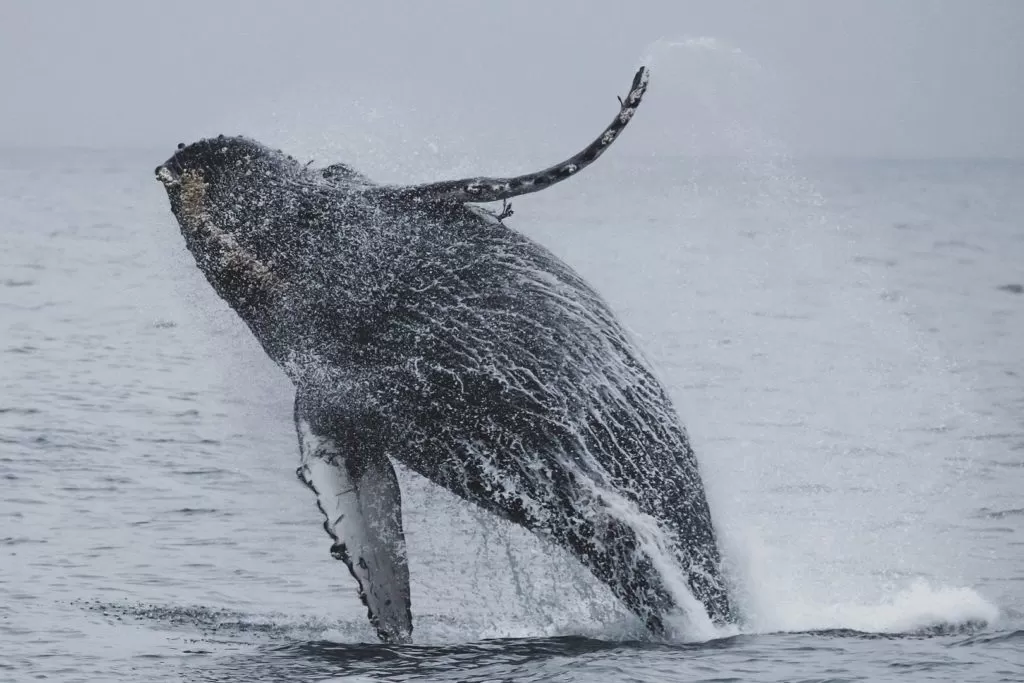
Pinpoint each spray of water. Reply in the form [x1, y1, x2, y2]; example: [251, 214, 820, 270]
[637, 36, 1001, 639]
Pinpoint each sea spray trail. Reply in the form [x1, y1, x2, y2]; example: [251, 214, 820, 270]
[631, 37, 1010, 642]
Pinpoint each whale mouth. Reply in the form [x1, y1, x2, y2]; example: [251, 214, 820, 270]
[155, 157, 183, 187]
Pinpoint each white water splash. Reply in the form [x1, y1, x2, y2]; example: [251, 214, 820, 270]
[631, 36, 1008, 642]
[748, 578, 999, 635]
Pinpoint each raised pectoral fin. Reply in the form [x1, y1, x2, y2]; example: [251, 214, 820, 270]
[295, 409, 412, 643]
[368, 66, 650, 206]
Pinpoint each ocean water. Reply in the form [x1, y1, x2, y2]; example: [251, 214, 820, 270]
[1, 148, 1022, 682]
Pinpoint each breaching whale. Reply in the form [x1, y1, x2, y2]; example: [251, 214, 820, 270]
[156, 67, 734, 642]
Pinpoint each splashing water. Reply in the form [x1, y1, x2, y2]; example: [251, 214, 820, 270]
[614, 36, 1010, 643]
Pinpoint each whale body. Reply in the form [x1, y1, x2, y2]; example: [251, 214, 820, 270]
[156, 67, 734, 642]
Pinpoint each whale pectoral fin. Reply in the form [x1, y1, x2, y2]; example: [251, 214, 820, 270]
[295, 407, 412, 644]
[369, 66, 650, 206]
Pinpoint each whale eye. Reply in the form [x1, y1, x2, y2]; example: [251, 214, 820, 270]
[177, 142, 186, 150]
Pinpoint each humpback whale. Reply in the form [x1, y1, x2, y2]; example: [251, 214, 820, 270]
[156, 67, 734, 642]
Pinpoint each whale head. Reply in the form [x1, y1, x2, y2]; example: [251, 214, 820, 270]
[155, 135, 292, 186]
[155, 135, 303, 237]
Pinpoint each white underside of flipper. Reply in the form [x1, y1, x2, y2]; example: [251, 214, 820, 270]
[296, 416, 413, 643]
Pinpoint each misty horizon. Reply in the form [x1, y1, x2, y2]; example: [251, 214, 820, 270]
[1, 1, 1021, 163]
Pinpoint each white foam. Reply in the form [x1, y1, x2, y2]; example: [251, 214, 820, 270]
[718, 516, 1001, 638]
[746, 578, 999, 635]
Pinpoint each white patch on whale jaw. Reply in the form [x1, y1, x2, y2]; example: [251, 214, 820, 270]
[168, 167, 287, 320]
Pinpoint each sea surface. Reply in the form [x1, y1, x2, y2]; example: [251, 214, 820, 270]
[1, 149, 1022, 682]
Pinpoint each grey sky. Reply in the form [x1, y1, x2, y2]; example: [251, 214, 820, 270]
[0, 1, 1021, 160]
